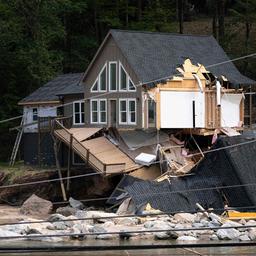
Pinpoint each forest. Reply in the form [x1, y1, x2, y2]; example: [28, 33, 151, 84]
[0, 0, 256, 160]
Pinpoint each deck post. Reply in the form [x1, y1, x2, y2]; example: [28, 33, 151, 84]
[67, 134, 73, 191]
[53, 137, 67, 201]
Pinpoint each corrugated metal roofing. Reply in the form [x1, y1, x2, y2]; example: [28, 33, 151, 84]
[19, 73, 84, 104]
[110, 30, 255, 85]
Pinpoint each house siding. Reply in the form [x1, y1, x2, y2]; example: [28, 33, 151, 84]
[63, 94, 84, 127]
[83, 36, 143, 129]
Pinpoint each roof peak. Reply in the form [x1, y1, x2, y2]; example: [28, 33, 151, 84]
[110, 29, 213, 38]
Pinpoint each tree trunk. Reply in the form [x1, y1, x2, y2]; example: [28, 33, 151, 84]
[93, 1, 100, 43]
[137, 0, 142, 21]
[125, 0, 129, 28]
[212, 2, 219, 41]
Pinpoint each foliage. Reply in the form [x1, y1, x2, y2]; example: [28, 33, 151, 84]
[0, 0, 256, 161]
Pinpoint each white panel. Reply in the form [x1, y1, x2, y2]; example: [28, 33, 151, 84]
[221, 94, 242, 127]
[38, 106, 57, 117]
[160, 91, 205, 128]
[23, 107, 37, 133]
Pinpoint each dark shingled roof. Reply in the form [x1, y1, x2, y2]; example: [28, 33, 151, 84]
[110, 30, 255, 85]
[19, 73, 84, 104]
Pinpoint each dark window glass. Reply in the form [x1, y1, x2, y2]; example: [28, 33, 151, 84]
[120, 66, 127, 90]
[100, 67, 106, 91]
[92, 80, 98, 91]
[110, 63, 117, 90]
[129, 79, 136, 91]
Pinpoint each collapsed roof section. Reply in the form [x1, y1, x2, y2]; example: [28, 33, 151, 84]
[120, 134, 256, 213]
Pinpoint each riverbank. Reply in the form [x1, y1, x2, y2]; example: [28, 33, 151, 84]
[0, 198, 255, 243]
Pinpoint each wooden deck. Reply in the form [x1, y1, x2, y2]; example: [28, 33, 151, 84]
[54, 123, 140, 175]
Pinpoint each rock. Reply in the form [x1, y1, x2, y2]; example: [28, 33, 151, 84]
[208, 219, 221, 228]
[115, 217, 139, 226]
[25, 228, 41, 235]
[239, 234, 251, 241]
[0, 229, 21, 238]
[96, 234, 115, 240]
[248, 228, 256, 240]
[20, 194, 53, 216]
[210, 234, 219, 240]
[47, 213, 66, 222]
[47, 221, 68, 230]
[92, 225, 107, 234]
[239, 219, 247, 225]
[177, 235, 198, 241]
[173, 213, 196, 223]
[209, 213, 222, 224]
[192, 222, 204, 228]
[70, 223, 88, 240]
[102, 221, 115, 228]
[56, 206, 77, 217]
[155, 231, 178, 240]
[222, 220, 242, 228]
[86, 211, 117, 223]
[69, 197, 84, 210]
[144, 221, 154, 229]
[75, 210, 94, 225]
[200, 219, 210, 227]
[216, 228, 240, 240]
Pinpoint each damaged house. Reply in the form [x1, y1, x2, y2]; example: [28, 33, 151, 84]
[15, 30, 256, 208]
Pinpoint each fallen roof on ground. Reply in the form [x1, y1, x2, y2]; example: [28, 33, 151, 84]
[121, 134, 256, 213]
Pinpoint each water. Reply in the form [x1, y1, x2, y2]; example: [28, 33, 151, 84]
[0, 240, 255, 255]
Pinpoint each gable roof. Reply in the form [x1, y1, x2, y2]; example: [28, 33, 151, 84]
[84, 29, 254, 85]
[19, 73, 84, 105]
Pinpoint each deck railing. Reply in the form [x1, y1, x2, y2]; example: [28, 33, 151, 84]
[53, 119, 125, 174]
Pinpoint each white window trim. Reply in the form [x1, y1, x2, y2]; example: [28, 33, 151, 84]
[128, 78, 136, 92]
[119, 99, 137, 125]
[109, 61, 118, 92]
[73, 101, 85, 125]
[119, 62, 128, 92]
[90, 63, 107, 92]
[90, 99, 107, 124]
[118, 62, 136, 92]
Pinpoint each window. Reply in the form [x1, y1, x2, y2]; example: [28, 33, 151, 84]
[129, 79, 136, 91]
[119, 64, 127, 91]
[73, 101, 85, 125]
[119, 100, 127, 123]
[73, 152, 84, 165]
[32, 108, 38, 121]
[90, 64, 107, 92]
[119, 99, 136, 125]
[91, 100, 98, 123]
[90, 99, 107, 124]
[109, 62, 117, 91]
[119, 63, 136, 91]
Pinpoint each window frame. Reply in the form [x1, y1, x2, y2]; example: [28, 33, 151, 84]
[90, 99, 107, 124]
[90, 63, 107, 92]
[119, 99, 137, 125]
[32, 108, 38, 121]
[73, 101, 85, 125]
[109, 61, 117, 92]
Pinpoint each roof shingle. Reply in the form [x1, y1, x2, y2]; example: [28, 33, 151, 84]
[110, 30, 255, 85]
[19, 73, 83, 104]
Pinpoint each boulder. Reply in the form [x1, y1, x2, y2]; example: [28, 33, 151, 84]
[86, 211, 117, 223]
[248, 228, 256, 240]
[209, 213, 222, 224]
[69, 197, 84, 210]
[173, 213, 196, 223]
[56, 206, 77, 217]
[20, 194, 53, 216]
[216, 228, 240, 240]
[114, 217, 139, 226]
[177, 235, 198, 241]
[47, 213, 66, 222]
[239, 234, 251, 241]
[155, 231, 178, 240]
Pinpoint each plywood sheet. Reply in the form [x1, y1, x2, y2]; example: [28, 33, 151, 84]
[69, 127, 102, 142]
